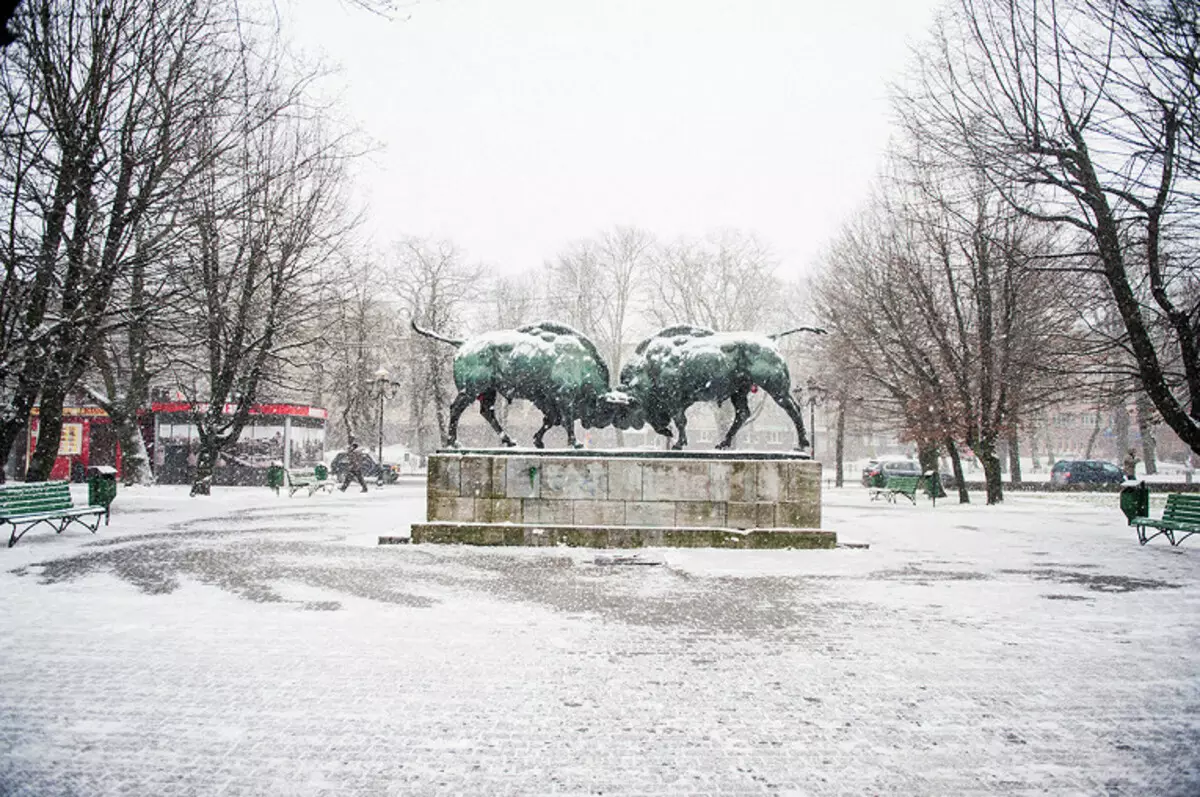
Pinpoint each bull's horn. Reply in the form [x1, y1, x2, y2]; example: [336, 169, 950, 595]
[769, 326, 827, 340]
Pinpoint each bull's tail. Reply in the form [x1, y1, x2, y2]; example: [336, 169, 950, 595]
[769, 326, 827, 341]
[411, 319, 464, 347]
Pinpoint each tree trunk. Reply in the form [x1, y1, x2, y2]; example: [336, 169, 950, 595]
[0, 416, 29, 483]
[112, 412, 153, 486]
[1136, 392, 1158, 475]
[946, 437, 969, 504]
[1113, 404, 1131, 465]
[1007, 426, 1022, 485]
[918, 440, 945, 498]
[190, 438, 219, 496]
[26, 384, 67, 481]
[1084, 408, 1102, 458]
[977, 441, 1004, 505]
[834, 396, 846, 488]
[946, 442, 968, 503]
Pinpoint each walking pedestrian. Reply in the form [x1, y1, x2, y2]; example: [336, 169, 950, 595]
[339, 439, 368, 493]
[1123, 448, 1139, 480]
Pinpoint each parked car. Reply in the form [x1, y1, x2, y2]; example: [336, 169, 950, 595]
[1049, 459, 1125, 487]
[861, 457, 922, 488]
[329, 450, 398, 484]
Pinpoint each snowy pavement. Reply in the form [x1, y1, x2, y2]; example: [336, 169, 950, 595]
[1, 483, 1198, 796]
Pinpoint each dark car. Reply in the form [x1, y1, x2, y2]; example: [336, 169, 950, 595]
[329, 451, 399, 484]
[861, 457, 922, 488]
[1049, 459, 1125, 487]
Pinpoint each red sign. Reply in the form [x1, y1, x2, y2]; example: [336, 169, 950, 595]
[151, 402, 327, 419]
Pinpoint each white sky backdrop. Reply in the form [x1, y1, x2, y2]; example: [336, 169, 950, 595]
[283, 0, 944, 277]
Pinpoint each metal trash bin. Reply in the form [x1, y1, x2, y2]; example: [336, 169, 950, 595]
[313, 463, 329, 482]
[87, 465, 118, 521]
[1119, 481, 1148, 525]
[267, 461, 285, 494]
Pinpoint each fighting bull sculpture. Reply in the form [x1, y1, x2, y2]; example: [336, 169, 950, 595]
[411, 320, 631, 449]
[617, 325, 826, 450]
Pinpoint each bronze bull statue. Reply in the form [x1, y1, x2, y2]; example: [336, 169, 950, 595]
[412, 320, 631, 449]
[616, 325, 825, 450]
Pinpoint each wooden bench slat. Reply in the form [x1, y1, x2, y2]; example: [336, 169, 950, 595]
[0, 489, 73, 500]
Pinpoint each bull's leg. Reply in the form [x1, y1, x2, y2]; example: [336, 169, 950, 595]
[445, 392, 474, 448]
[478, 390, 515, 446]
[716, 391, 752, 449]
[533, 414, 558, 449]
[670, 412, 689, 450]
[563, 417, 583, 449]
[771, 391, 810, 450]
[649, 411, 673, 441]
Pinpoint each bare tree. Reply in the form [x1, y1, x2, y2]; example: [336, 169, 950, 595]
[543, 226, 655, 376]
[648, 230, 786, 332]
[391, 237, 483, 451]
[814, 153, 1079, 503]
[0, 0, 233, 481]
[485, 271, 543, 329]
[318, 256, 393, 447]
[169, 34, 353, 495]
[895, 0, 1200, 458]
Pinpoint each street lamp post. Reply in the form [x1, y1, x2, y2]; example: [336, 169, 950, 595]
[805, 380, 824, 458]
[371, 368, 400, 482]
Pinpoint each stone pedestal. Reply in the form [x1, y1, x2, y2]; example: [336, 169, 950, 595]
[393, 449, 834, 549]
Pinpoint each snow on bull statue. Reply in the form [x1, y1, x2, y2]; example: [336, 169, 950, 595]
[616, 325, 826, 451]
[411, 320, 633, 449]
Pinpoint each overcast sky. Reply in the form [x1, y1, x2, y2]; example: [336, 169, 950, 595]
[284, 0, 944, 277]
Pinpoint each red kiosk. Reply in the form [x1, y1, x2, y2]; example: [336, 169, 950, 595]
[27, 402, 327, 484]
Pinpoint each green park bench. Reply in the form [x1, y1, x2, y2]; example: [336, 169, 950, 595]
[1, 478, 114, 548]
[282, 464, 334, 497]
[1126, 490, 1200, 547]
[870, 472, 939, 506]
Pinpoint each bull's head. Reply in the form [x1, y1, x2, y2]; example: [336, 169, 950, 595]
[585, 390, 644, 431]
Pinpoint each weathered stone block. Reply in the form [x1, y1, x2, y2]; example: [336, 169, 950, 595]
[676, 501, 726, 528]
[540, 459, 607, 500]
[428, 496, 476, 522]
[412, 523, 525, 546]
[427, 456, 461, 498]
[604, 528, 647, 548]
[726, 501, 776, 529]
[475, 498, 522, 523]
[460, 456, 495, 498]
[659, 528, 724, 547]
[742, 530, 836, 549]
[625, 501, 676, 527]
[775, 500, 821, 528]
[755, 462, 783, 502]
[708, 462, 732, 502]
[782, 461, 821, 502]
[572, 500, 626, 526]
[505, 457, 542, 499]
[607, 460, 643, 501]
[489, 457, 508, 498]
[728, 461, 757, 503]
[521, 498, 574, 524]
[643, 461, 709, 501]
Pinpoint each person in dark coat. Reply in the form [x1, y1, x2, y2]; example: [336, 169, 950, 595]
[1123, 448, 1139, 480]
[339, 439, 368, 493]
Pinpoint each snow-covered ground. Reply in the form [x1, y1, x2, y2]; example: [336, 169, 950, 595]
[1, 482, 1198, 795]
